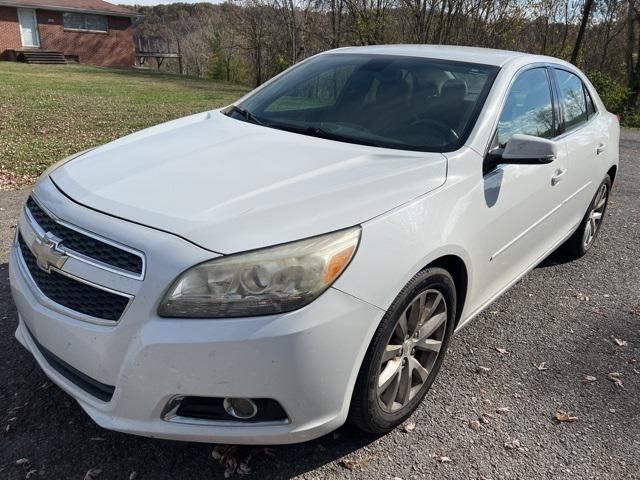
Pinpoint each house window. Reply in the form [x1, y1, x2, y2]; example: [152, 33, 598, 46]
[63, 13, 108, 32]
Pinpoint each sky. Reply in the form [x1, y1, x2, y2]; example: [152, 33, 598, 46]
[118, 0, 222, 5]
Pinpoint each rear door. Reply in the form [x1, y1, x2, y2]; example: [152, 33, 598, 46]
[552, 67, 609, 230]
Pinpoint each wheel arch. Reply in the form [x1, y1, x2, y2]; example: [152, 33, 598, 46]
[607, 164, 617, 184]
[421, 254, 468, 329]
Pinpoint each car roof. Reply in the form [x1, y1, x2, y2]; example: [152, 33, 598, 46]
[325, 45, 562, 68]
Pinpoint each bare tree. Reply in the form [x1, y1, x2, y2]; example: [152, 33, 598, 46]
[571, 0, 595, 64]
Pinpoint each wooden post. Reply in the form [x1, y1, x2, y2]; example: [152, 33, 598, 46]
[177, 38, 183, 75]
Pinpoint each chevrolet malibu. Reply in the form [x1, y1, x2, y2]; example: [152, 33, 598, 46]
[10, 45, 619, 444]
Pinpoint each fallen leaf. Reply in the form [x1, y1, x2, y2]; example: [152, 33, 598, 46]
[611, 336, 628, 347]
[25, 470, 38, 479]
[403, 421, 416, 433]
[496, 407, 510, 415]
[339, 458, 356, 470]
[535, 362, 548, 371]
[15, 458, 29, 466]
[582, 375, 597, 383]
[212, 445, 238, 462]
[237, 461, 251, 476]
[129, 473, 138, 480]
[479, 412, 494, 424]
[0, 169, 36, 191]
[339, 456, 369, 471]
[555, 411, 578, 423]
[608, 372, 625, 389]
[224, 460, 238, 479]
[212, 446, 276, 478]
[504, 439, 523, 450]
[84, 468, 102, 480]
[469, 419, 481, 431]
[495, 347, 509, 355]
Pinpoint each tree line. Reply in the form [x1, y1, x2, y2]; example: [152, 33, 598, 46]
[133, 0, 640, 125]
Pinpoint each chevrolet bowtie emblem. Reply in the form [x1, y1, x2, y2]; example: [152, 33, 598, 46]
[31, 231, 68, 273]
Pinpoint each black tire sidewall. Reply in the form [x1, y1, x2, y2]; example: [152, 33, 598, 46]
[350, 267, 457, 432]
[575, 175, 612, 256]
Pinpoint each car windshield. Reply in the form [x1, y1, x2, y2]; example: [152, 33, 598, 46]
[230, 53, 499, 152]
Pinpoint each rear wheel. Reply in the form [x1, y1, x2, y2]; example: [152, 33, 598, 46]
[348, 267, 456, 433]
[563, 175, 611, 258]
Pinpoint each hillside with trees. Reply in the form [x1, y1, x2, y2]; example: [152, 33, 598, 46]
[132, 0, 640, 125]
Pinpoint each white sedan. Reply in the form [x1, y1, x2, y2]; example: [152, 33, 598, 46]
[9, 45, 619, 444]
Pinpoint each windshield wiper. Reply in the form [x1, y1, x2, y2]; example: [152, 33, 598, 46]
[271, 123, 384, 148]
[227, 105, 267, 126]
[226, 108, 385, 148]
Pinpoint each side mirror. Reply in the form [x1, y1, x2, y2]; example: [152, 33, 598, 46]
[484, 134, 557, 175]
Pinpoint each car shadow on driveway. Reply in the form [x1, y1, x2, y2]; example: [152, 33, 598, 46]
[535, 247, 576, 268]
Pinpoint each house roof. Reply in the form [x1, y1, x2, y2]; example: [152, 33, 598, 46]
[0, 0, 139, 17]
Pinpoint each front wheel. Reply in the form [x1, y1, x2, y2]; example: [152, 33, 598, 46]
[348, 267, 456, 433]
[563, 175, 611, 258]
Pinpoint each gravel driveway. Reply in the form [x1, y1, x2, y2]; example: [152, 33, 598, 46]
[1, 131, 639, 480]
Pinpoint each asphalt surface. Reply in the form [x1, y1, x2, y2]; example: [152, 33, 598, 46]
[1, 131, 639, 480]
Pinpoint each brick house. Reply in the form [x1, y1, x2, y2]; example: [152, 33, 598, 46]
[0, 0, 139, 67]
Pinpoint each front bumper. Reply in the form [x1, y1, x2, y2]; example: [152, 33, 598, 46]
[9, 181, 384, 445]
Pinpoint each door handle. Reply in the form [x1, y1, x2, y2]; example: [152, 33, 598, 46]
[596, 143, 607, 155]
[551, 168, 566, 186]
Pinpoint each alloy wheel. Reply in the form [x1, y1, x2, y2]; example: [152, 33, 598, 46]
[582, 183, 608, 248]
[376, 289, 447, 412]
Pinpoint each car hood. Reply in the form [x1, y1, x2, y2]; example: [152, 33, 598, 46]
[51, 111, 447, 254]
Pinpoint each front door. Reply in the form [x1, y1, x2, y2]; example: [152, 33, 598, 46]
[17, 8, 40, 48]
[478, 66, 569, 301]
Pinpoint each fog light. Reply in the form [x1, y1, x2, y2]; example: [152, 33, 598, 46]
[223, 397, 258, 420]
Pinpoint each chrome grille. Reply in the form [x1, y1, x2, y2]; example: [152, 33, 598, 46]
[26, 197, 143, 275]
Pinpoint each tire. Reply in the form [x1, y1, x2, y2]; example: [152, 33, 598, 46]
[348, 267, 456, 433]
[562, 175, 611, 258]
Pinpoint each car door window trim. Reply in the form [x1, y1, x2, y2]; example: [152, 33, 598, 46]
[549, 66, 600, 139]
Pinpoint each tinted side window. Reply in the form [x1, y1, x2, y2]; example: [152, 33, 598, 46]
[497, 68, 554, 147]
[555, 69, 587, 131]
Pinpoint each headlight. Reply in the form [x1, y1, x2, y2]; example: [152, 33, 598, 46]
[158, 227, 361, 318]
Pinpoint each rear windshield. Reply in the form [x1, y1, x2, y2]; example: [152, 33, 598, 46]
[232, 53, 499, 152]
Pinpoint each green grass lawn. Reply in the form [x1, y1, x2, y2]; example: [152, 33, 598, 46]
[0, 63, 248, 178]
